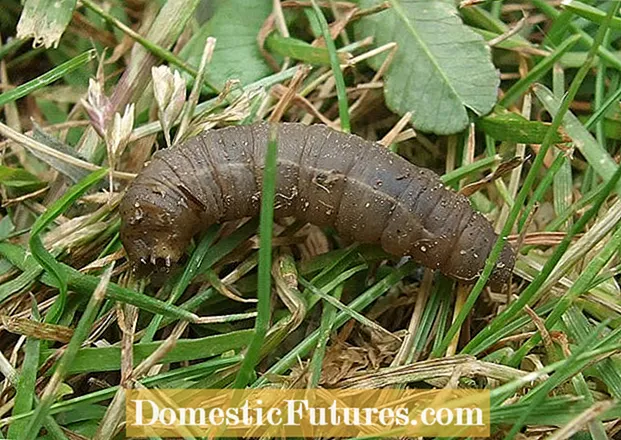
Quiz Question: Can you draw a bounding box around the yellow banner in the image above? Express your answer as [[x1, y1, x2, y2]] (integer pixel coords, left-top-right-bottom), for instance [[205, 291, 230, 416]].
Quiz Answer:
[[126, 388, 490, 437]]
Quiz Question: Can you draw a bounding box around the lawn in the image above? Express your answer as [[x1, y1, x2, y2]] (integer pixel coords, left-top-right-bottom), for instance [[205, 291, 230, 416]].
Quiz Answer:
[[0, 0, 620, 439]]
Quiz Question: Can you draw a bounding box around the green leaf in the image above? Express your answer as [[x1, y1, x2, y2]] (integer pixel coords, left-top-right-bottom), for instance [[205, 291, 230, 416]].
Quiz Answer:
[[0, 166, 44, 190], [355, 0, 499, 134], [180, 0, 272, 90], [16, 0, 78, 49], [478, 108, 569, 144]]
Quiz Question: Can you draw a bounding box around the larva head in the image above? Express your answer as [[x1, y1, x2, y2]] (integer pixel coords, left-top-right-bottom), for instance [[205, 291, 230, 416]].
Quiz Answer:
[[119, 177, 203, 276]]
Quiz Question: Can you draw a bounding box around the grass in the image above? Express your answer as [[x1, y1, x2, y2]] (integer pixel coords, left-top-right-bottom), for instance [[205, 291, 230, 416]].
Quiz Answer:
[[1, 0, 621, 439]]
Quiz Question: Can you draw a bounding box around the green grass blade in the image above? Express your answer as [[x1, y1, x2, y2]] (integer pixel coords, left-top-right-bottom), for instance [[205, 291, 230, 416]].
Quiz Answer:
[[0, 37, 27, 62], [300, 274, 392, 339], [2, 356, 241, 428], [23, 265, 112, 440], [433, 0, 616, 358], [0, 49, 95, 108], [509, 222, 621, 364], [310, 0, 350, 133], [498, 35, 580, 108], [441, 155, 501, 186], [535, 84, 621, 195], [562, 0, 621, 30], [584, 86, 621, 130], [466, 161, 621, 358], [252, 262, 416, 387], [7, 302, 41, 439], [531, 0, 621, 71], [29, 168, 107, 324], [307, 283, 343, 388], [552, 65, 573, 227], [501, 322, 610, 440], [232, 125, 278, 388], [266, 34, 346, 66], [563, 308, 621, 399], [41, 330, 253, 375], [0, 242, 200, 321], [517, 152, 566, 231], [141, 228, 219, 343]]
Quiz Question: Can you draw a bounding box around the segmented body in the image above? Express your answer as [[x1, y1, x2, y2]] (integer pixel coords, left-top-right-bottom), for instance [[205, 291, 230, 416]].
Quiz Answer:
[[119, 123, 514, 288]]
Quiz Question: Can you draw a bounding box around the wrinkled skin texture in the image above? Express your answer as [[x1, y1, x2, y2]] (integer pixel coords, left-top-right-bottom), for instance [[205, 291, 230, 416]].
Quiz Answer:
[[120, 123, 515, 289]]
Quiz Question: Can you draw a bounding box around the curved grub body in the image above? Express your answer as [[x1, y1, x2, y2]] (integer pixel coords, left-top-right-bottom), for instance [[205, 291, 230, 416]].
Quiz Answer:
[[119, 123, 514, 289]]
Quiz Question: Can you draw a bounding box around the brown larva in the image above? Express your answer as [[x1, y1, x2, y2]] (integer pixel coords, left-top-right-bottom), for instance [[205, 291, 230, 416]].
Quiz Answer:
[[119, 123, 515, 289]]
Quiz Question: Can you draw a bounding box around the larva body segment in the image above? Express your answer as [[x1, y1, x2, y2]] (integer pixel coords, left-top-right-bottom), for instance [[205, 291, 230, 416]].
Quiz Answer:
[[120, 123, 515, 289]]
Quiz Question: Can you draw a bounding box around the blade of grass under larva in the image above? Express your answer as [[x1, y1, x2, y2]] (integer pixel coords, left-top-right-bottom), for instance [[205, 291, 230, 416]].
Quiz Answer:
[[500, 321, 611, 440], [22, 265, 112, 440], [232, 124, 278, 389], [29, 168, 107, 325], [140, 227, 219, 343], [307, 283, 343, 388], [197, 219, 259, 274], [252, 262, 417, 387], [299, 275, 396, 341], [0, 242, 200, 321], [7, 300, 41, 439], [406, 275, 453, 365], [509, 222, 621, 364], [305, 264, 369, 310]]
